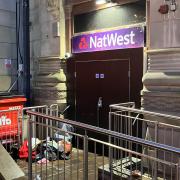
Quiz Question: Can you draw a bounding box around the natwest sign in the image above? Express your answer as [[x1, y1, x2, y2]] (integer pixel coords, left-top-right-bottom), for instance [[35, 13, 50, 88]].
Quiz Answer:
[[72, 26, 144, 53]]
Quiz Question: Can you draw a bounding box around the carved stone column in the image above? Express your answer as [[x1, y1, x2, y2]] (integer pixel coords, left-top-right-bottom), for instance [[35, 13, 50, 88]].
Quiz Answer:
[[142, 0, 180, 169], [142, 51, 180, 118], [65, 4, 72, 53], [142, 0, 180, 117]]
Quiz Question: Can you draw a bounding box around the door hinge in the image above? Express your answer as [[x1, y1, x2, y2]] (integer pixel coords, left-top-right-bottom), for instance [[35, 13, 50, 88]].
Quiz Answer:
[[74, 72, 76, 78]]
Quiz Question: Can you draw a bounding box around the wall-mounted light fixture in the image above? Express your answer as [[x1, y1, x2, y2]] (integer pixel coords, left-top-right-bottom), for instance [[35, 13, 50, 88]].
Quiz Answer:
[[96, 0, 106, 5], [96, 0, 111, 5]]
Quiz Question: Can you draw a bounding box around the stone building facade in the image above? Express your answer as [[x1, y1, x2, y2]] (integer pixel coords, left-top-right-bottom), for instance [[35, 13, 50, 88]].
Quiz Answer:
[[29, 0, 180, 119], [0, 0, 17, 92]]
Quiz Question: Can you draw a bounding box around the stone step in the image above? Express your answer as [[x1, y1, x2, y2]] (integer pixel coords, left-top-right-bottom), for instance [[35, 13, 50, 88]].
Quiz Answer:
[[0, 144, 25, 180]]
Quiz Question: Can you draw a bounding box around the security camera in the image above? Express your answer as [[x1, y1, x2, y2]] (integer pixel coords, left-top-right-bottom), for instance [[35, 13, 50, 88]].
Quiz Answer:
[[65, 52, 72, 59]]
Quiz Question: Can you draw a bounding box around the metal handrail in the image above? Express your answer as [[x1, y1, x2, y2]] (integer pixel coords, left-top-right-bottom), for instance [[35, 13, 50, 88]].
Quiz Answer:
[[26, 110, 180, 155], [110, 103, 180, 121], [88, 137, 177, 167], [22, 105, 48, 111], [110, 111, 180, 129]]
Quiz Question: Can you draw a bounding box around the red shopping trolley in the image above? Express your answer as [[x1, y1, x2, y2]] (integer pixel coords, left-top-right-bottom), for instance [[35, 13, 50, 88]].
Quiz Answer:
[[0, 95, 26, 144]]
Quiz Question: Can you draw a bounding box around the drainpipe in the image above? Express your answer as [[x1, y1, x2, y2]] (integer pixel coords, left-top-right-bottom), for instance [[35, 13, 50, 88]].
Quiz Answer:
[[23, 0, 30, 105], [16, 1, 18, 91], [59, 0, 66, 59]]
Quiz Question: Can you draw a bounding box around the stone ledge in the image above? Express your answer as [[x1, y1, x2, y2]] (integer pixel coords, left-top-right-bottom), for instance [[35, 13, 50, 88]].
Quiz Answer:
[[142, 90, 180, 97]]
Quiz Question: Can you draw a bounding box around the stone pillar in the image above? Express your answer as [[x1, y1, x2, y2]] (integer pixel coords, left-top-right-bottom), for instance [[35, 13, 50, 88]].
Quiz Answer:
[[142, 1, 180, 173], [59, 0, 66, 59], [142, 0, 180, 118], [30, 0, 68, 110], [65, 4, 72, 53]]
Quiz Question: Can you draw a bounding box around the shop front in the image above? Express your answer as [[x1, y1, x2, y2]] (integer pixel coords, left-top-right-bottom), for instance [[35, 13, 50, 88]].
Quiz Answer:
[[67, 0, 146, 130]]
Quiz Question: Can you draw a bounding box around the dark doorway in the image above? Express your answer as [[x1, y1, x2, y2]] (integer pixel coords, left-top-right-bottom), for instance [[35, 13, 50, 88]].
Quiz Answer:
[[67, 48, 143, 154], [67, 48, 143, 125], [75, 59, 130, 130]]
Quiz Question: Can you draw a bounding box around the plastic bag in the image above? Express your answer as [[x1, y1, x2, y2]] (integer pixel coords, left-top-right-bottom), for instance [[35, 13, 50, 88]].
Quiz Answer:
[[54, 123, 74, 142]]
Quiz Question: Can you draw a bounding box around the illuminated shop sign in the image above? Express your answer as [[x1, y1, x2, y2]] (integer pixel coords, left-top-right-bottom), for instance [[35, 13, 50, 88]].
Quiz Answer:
[[72, 26, 144, 53]]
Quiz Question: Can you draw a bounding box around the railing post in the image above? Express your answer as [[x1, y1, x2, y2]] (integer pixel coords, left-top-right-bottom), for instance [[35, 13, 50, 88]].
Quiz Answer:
[[50, 106, 53, 137], [17, 110, 21, 148], [21, 109, 25, 145], [32, 109, 36, 137], [28, 114, 32, 180], [154, 121, 158, 179], [177, 159, 180, 180], [83, 135, 88, 180], [109, 111, 113, 179], [46, 107, 49, 137]]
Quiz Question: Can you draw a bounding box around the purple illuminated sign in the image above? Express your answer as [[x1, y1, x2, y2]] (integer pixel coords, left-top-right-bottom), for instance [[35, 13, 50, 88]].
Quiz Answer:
[[72, 26, 144, 53]]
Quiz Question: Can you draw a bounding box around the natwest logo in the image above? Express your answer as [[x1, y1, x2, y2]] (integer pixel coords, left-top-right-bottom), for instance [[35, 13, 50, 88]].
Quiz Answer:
[[0, 116, 11, 126], [79, 37, 88, 49], [89, 31, 135, 49]]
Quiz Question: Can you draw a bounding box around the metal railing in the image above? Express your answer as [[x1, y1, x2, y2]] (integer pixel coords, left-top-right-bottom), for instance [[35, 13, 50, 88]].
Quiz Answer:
[[109, 102, 180, 180], [0, 105, 48, 153], [21, 105, 48, 144], [109, 102, 180, 149], [26, 106, 180, 180]]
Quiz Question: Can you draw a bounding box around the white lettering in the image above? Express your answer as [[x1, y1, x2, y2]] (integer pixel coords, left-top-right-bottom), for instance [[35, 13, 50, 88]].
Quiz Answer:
[[6, 118, 11, 125], [0, 116, 11, 126], [117, 35, 124, 46], [90, 36, 97, 48], [124, 34, 130, 45], [9, 106, 21, 110], [130, 31, 135, 44], [103, 35, 107, 47], [107, 33, 117, 46], [89, 30, 136, 49], [97, 38, 103, 48]]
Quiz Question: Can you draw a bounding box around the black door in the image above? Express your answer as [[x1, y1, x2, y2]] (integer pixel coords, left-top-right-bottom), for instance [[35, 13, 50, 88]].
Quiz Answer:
[[75, 59, 130, 130]]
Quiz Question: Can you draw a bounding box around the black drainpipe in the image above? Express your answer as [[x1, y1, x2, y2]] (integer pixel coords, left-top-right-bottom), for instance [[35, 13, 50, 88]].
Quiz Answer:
[[16, 1, 18, 92], [23, 0, 30, 106]]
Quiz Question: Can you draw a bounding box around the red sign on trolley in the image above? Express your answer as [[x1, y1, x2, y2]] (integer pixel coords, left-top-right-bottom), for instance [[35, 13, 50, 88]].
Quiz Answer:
[[0, 97, 26, 142]]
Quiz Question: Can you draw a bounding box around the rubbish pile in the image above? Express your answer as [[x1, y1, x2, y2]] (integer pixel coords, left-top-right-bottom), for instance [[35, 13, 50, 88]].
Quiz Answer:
[[9, 106, 74, 164], [18, 123, 74, 163]]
